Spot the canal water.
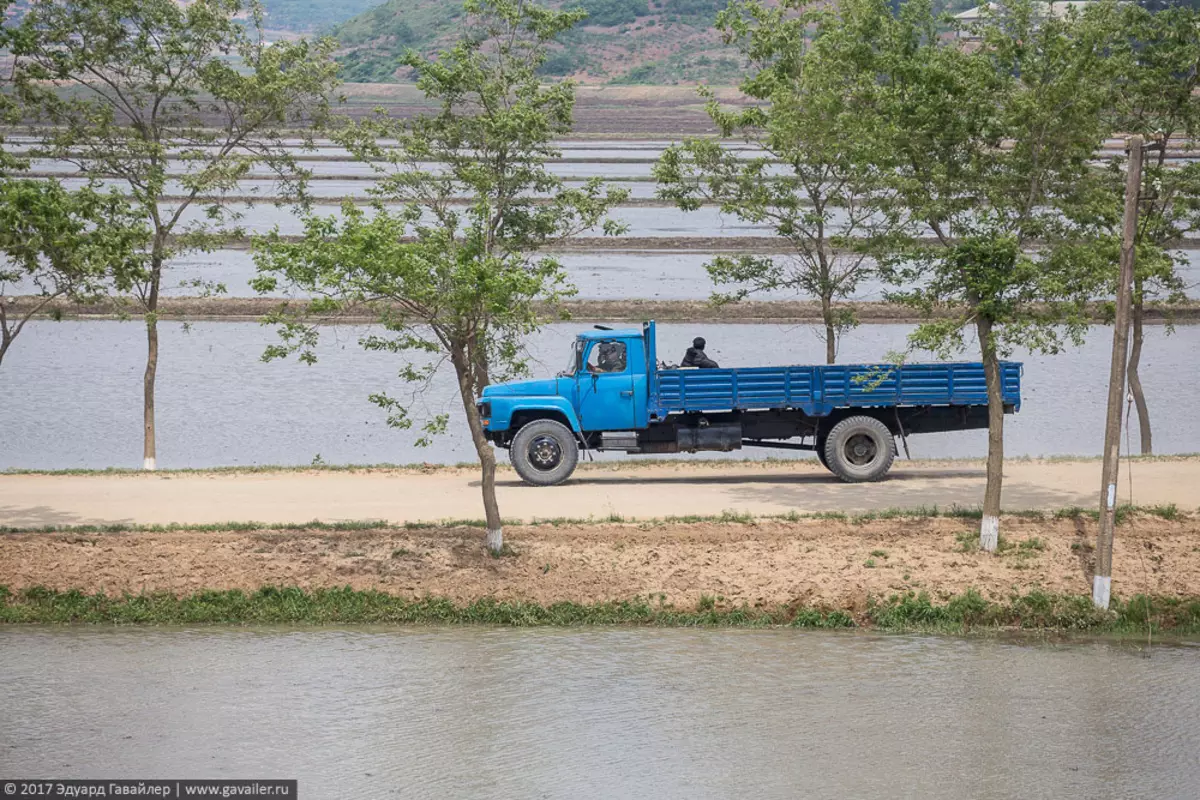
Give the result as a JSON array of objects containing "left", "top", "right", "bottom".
[
  {"left": 2, "top": 320, "right": 1198, "bottom": 470},
  {"left": 1, "top": 626, "right": 1197, "bottom": 799}
]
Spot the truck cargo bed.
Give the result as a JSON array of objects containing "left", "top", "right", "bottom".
[{"left": 652, "top": 362, "right": 1021, "bottom": 418}]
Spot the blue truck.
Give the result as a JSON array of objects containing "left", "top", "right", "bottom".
[{"left": 478, "top": 321, "right": 1022, "bottom": 486}]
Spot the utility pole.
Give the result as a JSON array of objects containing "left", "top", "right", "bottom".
[{"left": 1094, "top": 134, "right": 1143, "bottom": 611}]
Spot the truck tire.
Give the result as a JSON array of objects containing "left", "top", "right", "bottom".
[
  {"left": 510, "top": 419, "right": 580, "bottom": 487},
  {"left": 816, "top": 439, "right": 830, "bottom": 471},
  {"left": 823, "top": 416, "right": 895, "bottom": 483}
]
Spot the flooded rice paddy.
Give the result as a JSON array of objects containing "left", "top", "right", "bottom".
[{"left": 2, "top": 320, "right": 1197, "bottom": 470}]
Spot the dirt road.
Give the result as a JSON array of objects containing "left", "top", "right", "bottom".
[{"left": 3, "top": 458, "right": 1198, "bottom": 529}]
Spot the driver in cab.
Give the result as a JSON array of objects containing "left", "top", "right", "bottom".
[{"left": 589, "top": 341, "right": 626, "bottom": 373}]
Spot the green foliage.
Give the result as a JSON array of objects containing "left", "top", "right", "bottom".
[
  {"left": 857, "top": 0, "right": 1119, "bottom": 359},
  {"left": 663, "top": 0, "right": 727, "bottom": 17},
  {"left": 569, "top": 0, "right": 649, "bottom": 27},
  {"left": 869, "top": 589, "right": 1002, "bottom": 630},
  {"left": 5, "top": 585, "right": 1199, "bottom": 634},
  {"left": 7, "top": 0, "right": 340, "bottom": 458},
  {"left": 655, "top": 0, "right": 901, "bottom": 363},
  {"left": 0, "top": 179, "right": 149, "bottom": 366},
  {"left": 331, "top": 0, "right": 741, "bottom": 85},
  {"left": 802, "top": 0, "right": 1126, "bottom": 528},
  {"left": 254, "top": 1, "right": 626, "bottom": 533},
  {"left": 539, "top": 45, "right": 590, "bottom": 76},
  {"left": 335, "top": 50, "right": 406, "bottom": 82},
  {"left": 608, "top": 64, "right": 660, "bottom": 84},
  {"left": 1083, "top": 4, "right": 1200, "bottom": 314},
  {"left": 10, "top": 0, "right": 340, "bottom": 246},
  {"left": 333, "top": 0, "right": 463, "bottom": 47}
]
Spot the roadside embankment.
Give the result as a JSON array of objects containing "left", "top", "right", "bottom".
[
  {"left": 9, "top": 295, "right": 1200, "bottom": 324},
  {"left": 2, "top": 510, "right": 1198, "bottom": 633}
]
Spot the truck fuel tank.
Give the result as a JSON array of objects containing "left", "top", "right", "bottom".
[{"left": 602, "top": 422, "right": 743, "bottom": 454}]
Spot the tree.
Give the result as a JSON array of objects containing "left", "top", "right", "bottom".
[
  {"left": 252, "top": 0, "right": 627, "bottom": 553},
  {"left": 654, "top": 0, "right": 901, "bottom": 364},
  {"left": 857, "top": 0, "right": 1117, "bottom": 550},
  {"left": 6, "top": 0, "right": 338, "bottom": 469},
  {"left": 1099, "top": 3, "right": 1199, "bottom": 454},
  {"left": 0, "top": 179, "right": 149, "bottom": 369}
]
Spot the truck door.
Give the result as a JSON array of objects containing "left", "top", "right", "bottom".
[{"left": 577, "top": 339, "right": 637, "bottom": 431}]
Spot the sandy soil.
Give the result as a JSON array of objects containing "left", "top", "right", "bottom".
[
  {"left": 3, "top": 459, "right": 1198, "bottom": 529},
  {"left": 3, "top": 516, "right": 1197, "bottom": 608}
]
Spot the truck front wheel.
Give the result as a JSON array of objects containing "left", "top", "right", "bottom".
[
  {"left": 823, "top": 416, "right": 895, "bottom": 483},
  {"left": 510, "top": 419, "right": 580, "bottom": 487}
]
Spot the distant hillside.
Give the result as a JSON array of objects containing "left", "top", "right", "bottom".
[
  {"left": 2, "top": 0, "right": 378, "bottom": 35},
  {"left": 332, "top": 0, "right": 746, "bottom": 85},
  {"left": 257, "top": 0, "right": 383, "bottom": 32}
]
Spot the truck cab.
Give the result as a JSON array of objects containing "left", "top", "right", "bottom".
[{"left": 479, "top": 325, "right": 655, "bottom": 441}]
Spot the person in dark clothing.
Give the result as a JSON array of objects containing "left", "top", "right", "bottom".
[
  {"left": 594, "top": 341, "right": 626, "bottom": 372},
  {"left": 681, "top": 337, "right": 719, "bottom": 369}
]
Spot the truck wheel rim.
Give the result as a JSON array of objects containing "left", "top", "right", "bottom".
[
  {"left": 844, "top": 433, "right": 877, "bottom": 466},
  {"left": 529, "top": 435, "right": 563, "bottom": 470}
]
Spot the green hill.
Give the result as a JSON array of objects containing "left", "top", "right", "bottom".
[
  {"left": 258, "top": 0, "right": 384, "bottom": 32},
  {"left": 332, "top": 0, "right": 745, "bottom": 85}
]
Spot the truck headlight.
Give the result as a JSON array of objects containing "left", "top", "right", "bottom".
[{"left": 477, "top": 401, "right": 491, "bottom": 419}]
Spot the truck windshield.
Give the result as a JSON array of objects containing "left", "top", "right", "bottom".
[{"left": 562, "top": 339, "right": 584, "bottom": 376}]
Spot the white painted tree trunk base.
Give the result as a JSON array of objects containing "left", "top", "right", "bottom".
[
  {"left": 979, "top": 514, "right": 999, "bottom": 552},
  {"left": 486, "top": 527, "right": 503, "bottom": 554},
  {"left": 1092, "top": 575, "right": 1112, "bottom": 610},
  {"left": 142, "top": 457, "right": 157, "bottom": 471}
]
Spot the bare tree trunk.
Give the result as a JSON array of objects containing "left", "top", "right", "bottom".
[
  {"left": 452, "top": 345, "right": 503, "bottom": 553},
  {"left": 1, "top": 296, "right": 58, "bottom": 370},
  {"left": 1128, "top": 284, "right": 1152, "bottom": 455},
  {"left": 976, "top": 316, "right": 1004, "bottom": 552},
  {"left": 142, "top": 256, "right": 162, "bottom": 471},
  {"left": 0, "top": 305, "right": 11, "bottom": 369},
  {"left": 821, "top": 294, "right": 836, "bottom": 365}
]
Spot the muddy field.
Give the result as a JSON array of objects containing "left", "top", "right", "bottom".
[{"left": 3, "top": 515, "right": 1196, "bottom": 609}]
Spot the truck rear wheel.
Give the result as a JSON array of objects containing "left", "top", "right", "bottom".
[
  {"left": 510, "top": 419, "right": 579, "bottom": 487},
  {"left": 816, "top": 439, "right": 830, "bottom": 471},
  {"left": 824, "top": 416, "right": 895, "bottom": 483}
]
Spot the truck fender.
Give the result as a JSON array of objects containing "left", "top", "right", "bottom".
[{"left": 499, "top": 397, "right": 583, "bottom": 433}]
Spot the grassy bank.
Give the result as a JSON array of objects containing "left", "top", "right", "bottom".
[
  {"left": 6, "top": 514, "right": 1197, "bottom": 628},
  {"left": 2, "top": 585, "right": 1197, "bottom": 636}
]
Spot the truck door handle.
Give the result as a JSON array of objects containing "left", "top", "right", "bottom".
[{"left": 620, "top": 390, "right": 633, "bottom": 397}]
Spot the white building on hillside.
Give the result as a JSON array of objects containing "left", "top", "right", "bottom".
[{"left": 954, "top": 1, "right": 1109, "bottom": 40}]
